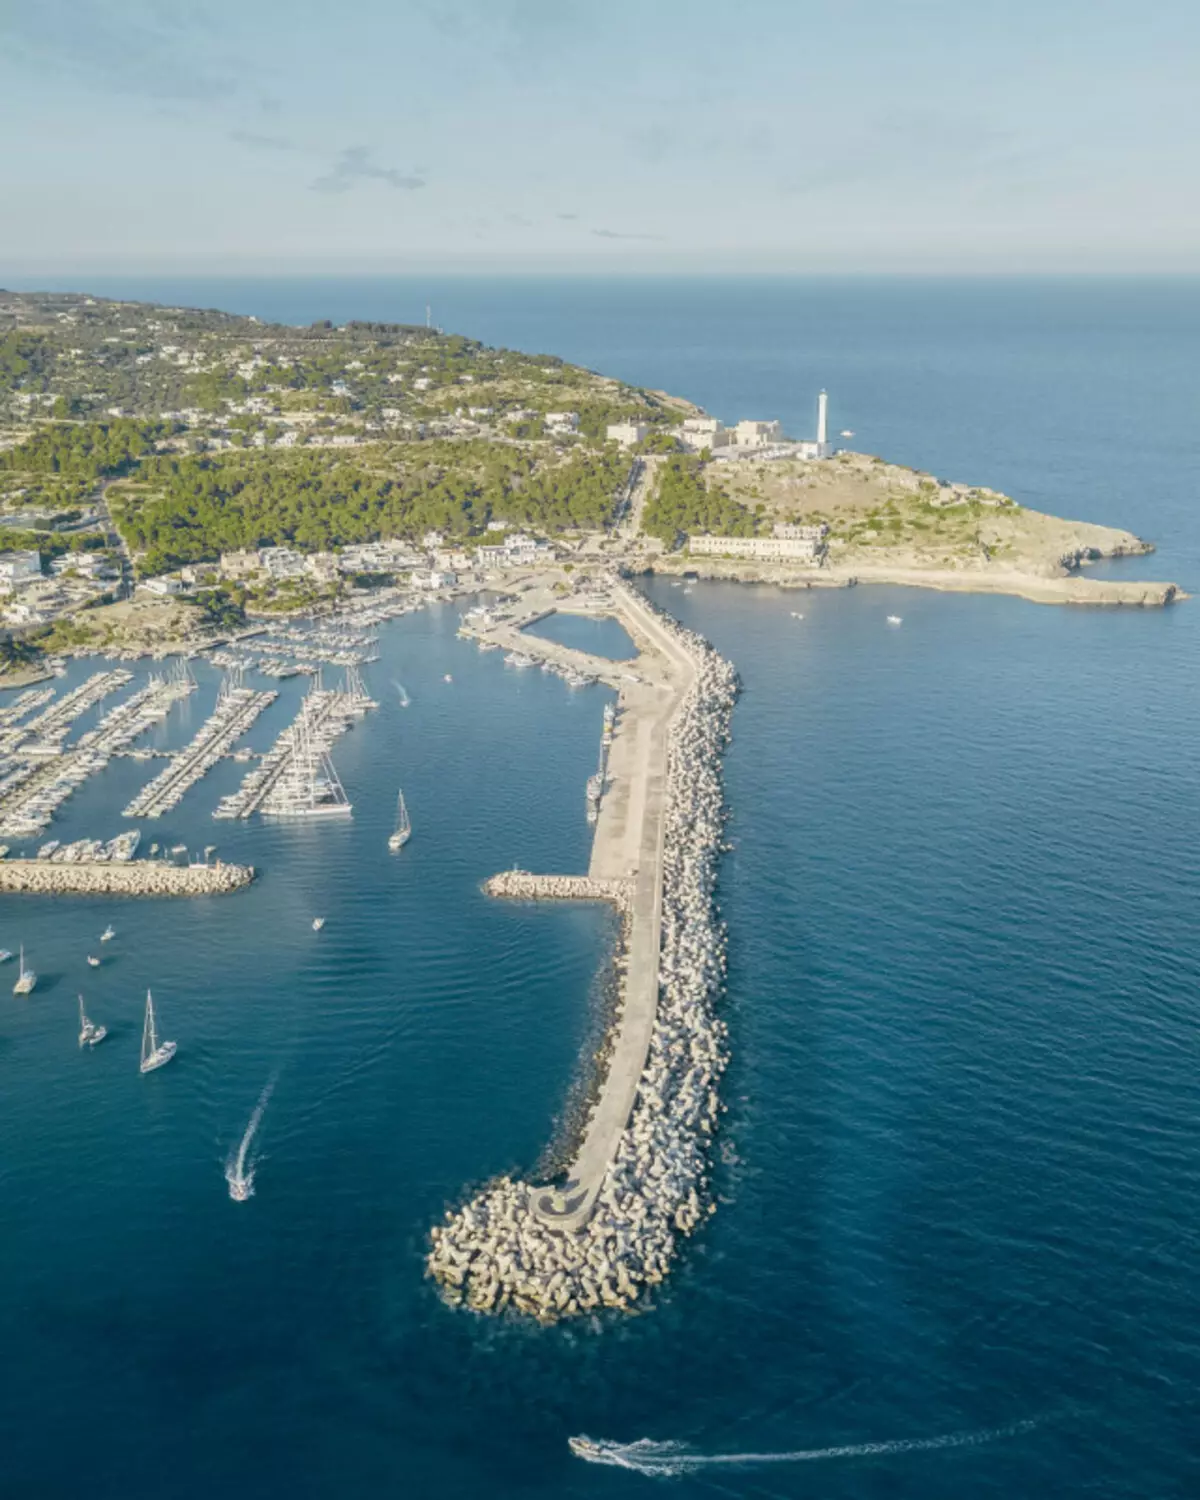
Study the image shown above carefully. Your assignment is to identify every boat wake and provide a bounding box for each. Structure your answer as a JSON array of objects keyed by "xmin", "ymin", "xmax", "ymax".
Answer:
[
  {"xmin": 568, "ymin": 1415, "xmax": 1045, "ymax": 1476},
  {"xmin": 392, "ymin": 680, "xmax": 411, "ymax": 708},
  {"xmin": 226, "ymin": 1073, "xmax": 278, "ymax": 1201}
]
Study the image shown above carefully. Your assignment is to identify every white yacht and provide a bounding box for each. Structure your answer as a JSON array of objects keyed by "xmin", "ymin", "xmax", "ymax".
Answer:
[
  {"xmin": 139, "ymin": 990, "xmax": 177, "ymax": 1073},
  {"xmin": 312, "ymin": 916, "xmax": 325, "ymax": 931},
  {"xmin": 388, "ymin": 789, "xmax": 412, "ymax": 852},
  {"xmin": 78, "ymin": 994, "xmax": 107, "ymax": 1047},
  {"xmin": 887, "ymin": 615, "xmax": 903, "ymax": 627},
  {"xmin": 100, "ymin": 925, "xmax": 116, "ymax": 943},
  {"xmin": 13, "ymin": 946, "xmax": 36, "ymax": 995}
]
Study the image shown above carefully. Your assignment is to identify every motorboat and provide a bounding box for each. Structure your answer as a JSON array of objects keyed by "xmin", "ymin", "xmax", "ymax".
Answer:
[
  {"xmin": 100, "ymin": 925, "xmax": 116, "ymax": 942},
  {"xmin": 312, "ymin": 917, "xmax": 325, "ymax": 931},
  {"xmin": 887, "ymin": 615, "xmax": 903, "ymax": 627},
  {"xmin": 87, "ymin": 955, "xmax": 101, "ymax": 968},
  {"xmin": 0, "ymin": 949, "xmax": 12, "ymax": 963}
]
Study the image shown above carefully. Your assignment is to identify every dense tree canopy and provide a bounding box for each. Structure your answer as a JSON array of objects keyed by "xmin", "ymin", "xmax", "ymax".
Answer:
[
  {"xmin": 642, "ymin": 457, "xmax": 758, "ymax": 545},
  {"xmin": 112, "ymin": 443, "xmax": 629, "ymax": 572}
]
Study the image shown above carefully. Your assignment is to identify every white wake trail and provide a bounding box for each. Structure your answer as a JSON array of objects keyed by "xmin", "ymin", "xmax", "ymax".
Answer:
[
  {"xmin": 392, "ymin": 680, "xmax": 411, "ymax": 707},
  {"xmin": 569, "ymin": 1415, "xmax": 1045, "ymax": 1476},
  {"xmin": 226, "ymin": 1073, "xmax": 278, "ymax": 1200}
]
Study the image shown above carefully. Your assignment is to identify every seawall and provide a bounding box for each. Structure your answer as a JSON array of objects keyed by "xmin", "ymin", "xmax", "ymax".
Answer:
[
  {"xmin": 428, "ymin": 583, "xmax": 737, "ymax": 1320},
  {"xmin": 0, "ymin": 859, "xmax": 255, "ymax": 897}
]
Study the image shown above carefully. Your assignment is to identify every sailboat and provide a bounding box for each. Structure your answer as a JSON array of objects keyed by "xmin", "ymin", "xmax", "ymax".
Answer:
[
  {"xmin": 78, "ymin": 994, "xmax": 107, "ymax": 1047},
  {"xmin": 388, "ymin": 789, "xmax": 412, "ymax": 851},
  {"xmin": 13, "ymin": 945, "xmax": 36, "ymax": 995},
  {"xmin": 139, "ymin": 990, "xmax": 177, "ymax": 1073}
]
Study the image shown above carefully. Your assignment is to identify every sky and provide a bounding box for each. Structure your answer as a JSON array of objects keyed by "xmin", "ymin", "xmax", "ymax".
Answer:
[{"xmin": 1, "ymin": 0, "xmax": 1198, "ymax": 274}]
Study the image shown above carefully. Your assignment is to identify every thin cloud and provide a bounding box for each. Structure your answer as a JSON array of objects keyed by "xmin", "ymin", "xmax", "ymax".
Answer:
[
  {"xmin": 592, "ymin": 228, "xmax": 665, "ymax": 241},
  {"xmin": 310, "ymin": 147, "xmax": 426, "ymax": 195},
  {"xmin": 556, "ymin": 212, "xmax": 579, "ymax": 221},
  {"xmin": 0, "ymin": 0, "xmax": 240, "ymax": 103},
  {"xmin": 229, "ymin": 130, "xmax": 300, "ymax": 153}
]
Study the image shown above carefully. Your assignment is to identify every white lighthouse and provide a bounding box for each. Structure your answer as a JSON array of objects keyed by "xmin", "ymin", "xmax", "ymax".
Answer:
[{"xmin": 817, "ymin": 389, "xmax": 830, "ymax": 456}]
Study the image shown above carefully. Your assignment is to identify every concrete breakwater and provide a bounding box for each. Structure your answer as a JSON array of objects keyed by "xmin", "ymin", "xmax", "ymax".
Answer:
[
  {"xmin": 484, "ymin": 871, "xmax": 633, "ymax": 909},
  {"xmin": 0, "ymin": 858, "xmax": 254, "ymax": 897},
  {"xmin": 428, "ymin": 603, "xmax": 738, "ymax": 1320}
]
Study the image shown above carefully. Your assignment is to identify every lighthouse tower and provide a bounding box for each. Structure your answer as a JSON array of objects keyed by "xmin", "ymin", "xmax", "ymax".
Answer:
[{"xmin": 816, "ymin": 389, "xmax": 830, "ymax": 457}]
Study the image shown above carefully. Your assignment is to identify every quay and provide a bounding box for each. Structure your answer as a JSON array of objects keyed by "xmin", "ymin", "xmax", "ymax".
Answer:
[
  {"xmin": 429, "ymin": 576, "xmax": 738, "ymax": 1319},
  {"xmin": 0, "ymin": 857, "xmax": 254, "ymax": 897}
]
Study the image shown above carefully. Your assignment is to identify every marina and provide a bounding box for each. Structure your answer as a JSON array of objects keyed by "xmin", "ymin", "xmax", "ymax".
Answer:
[
  {"xmin": 0, "ymin": 666, "xmax": 196, "ymax": 840},
  {"xmin": 213, "ymin": 671, "xmax": 375, "ymax": 821},
  {"xmin": 122, "ymin": 672, "xmax": 278, "ymax": 819}
]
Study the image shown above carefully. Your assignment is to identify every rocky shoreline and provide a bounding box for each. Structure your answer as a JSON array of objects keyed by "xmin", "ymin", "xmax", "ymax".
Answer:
[
  {"xmin": 483, "ymin": 871, "xmax": 634, "ymax": 909},
  {"xmin": 428, "ymin": 606, "xmax": 738, "ymax": 1320},
  {"xmin": 0, "ymin": 858, "xmax": 255, "ymax": 897}
]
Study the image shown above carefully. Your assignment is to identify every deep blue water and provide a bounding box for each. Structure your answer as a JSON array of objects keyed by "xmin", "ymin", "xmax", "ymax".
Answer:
[{"xmin": 3, "ymin": 277, "xmax": 1200, "ymax": 1499}]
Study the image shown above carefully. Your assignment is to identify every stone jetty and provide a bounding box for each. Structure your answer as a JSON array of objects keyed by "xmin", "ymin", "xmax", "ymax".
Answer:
[
  {"xmin": 0, "ymin": 858, "xmax": 254, "ymax": 897},
  {"xmin": 483, "ymin": 871, "xmax": 633, "ymax": 909},
  {"xmin": 428, "ymin": 591, "xmax": 738, "ymax": 1320}
]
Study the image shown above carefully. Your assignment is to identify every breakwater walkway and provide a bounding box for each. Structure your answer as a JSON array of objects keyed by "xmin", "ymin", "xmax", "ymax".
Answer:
[
  {"xmin": 429, "ymin": 579, "xmax": 738, "ymax": 1319},
  {"xmin": 0, "ymin": 858, "xmax": 254, "ymax": 897}
]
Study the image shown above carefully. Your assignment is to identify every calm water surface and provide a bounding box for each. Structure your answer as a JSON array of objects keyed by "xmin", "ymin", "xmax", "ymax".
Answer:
[{"xmin": 3, "ymin": 277, "xmax": 1200, "ymax": 1498}]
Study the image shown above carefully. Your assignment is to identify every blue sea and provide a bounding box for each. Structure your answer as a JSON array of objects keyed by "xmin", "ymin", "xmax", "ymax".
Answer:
[{"xmin": 2, "ymin": 275, "xmax": 1200, "ymax": 1499}]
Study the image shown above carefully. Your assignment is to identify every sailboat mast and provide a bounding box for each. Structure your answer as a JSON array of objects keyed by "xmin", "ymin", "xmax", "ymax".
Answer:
[{"xmin": 143, "ymin": 990, "xmax": 157, "ymax": 1062}]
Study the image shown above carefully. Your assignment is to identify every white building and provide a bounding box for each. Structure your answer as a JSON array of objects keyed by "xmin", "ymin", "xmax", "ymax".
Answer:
[
  {"xmin": 677, "ymin": 416, "xmax": 728, "ymax": 452},
  {"xmin": 606, "ymin": 420, "xmax": 649, "ymax": 447},
  {"xmin": 0, "ymin": 550, "xmax": 42, "ymax": 589},
  {"xmin": 732, "ymin": 419, "xmax": 784, "ymax": 449},
  {"xmin": 688, "ymin": 532, "xmax": 827, "ymax": 565},
  {"xmin": 411, "ymin": 569, "xmax": 456, "ymax": 590},
  {"xmin": 258, "ymin": 546, "xmax": 307, "ymax": 580},
  {"xmin": 544, "ymin": 411, "xmax": 580, "ymax": 435},
  {"xmin": 138, "ymin": 576, "xmax": 183, "ymax": 596}
]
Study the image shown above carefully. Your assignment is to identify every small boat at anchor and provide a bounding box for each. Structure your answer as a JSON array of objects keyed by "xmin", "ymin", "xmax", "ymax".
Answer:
[
  {"xmin": 139, "ymin": 989, "xmax": 177, "ymax": 1073},
  {"xmin": 887, "ymin": 615, "xmax": 903, "ymax": 627},
  {"xmin": 78, "ymin": 994, "xmax": 107, "ymax": 1047},
  {"xmin": 312, "ymin": 917, "xmax": 325, "ymax": 931},
  {"xmin": 87, "ymin": 955, "xmax": 101, "ymax": 968},
  {"xmin": 100, "ymin": 925, "xmax": 115, "ymax": 943},
  {"xmin": 388, "ymin": 789, "xmax": 412, "ymax": 852}
]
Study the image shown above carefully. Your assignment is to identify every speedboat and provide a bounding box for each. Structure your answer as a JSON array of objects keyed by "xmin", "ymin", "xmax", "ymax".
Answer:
[
  {"xmin": 887, "ymin": 615, "xmax": 903, "ymax": 627},
  {"xmin": 227, "ymin": 1173, "xmax": 253, "ymax": 1202},
  {"xmin": 0, "ymin": 949, "xmax": 12, "ymax": 963},
  {"xmin": 100, "ymin": 925, "xmax": 115, "ymax": 942},
  {"xmin": 568, "ymin": 1437, "xmax": 606, "ymax": 1462},
  {"xmin": 312, "ymin": 917, "xmax": 325, "ymax": 931}
]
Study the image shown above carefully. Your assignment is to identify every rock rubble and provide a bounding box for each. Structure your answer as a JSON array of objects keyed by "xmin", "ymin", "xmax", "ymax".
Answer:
[
  {"xmin": 0, "ymin": 858, "xmax": 255, "ymax": 897},
  {"xmin": 428, "ymin": 605, "xmax": 738, "ymax": 1320}
]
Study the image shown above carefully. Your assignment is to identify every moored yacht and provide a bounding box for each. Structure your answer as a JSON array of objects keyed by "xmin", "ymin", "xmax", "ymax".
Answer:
[
  {"xmin": 78, "ymin": 994, "xmax": 107, "ymax": 1047},
  {"xmin": 13, "ymin": 946, "xmax": 36, "ymax": 995},
  {"xmin": 388, "ymin": 789, "xmax": 412, "ymax": 851},
  {"xmin": 139, "ymin": 990, "xmax": 177, "ymax": 1073},
  {"xmin": 87, "ymin": 954, "xmax": 101, "ymax": 967}
]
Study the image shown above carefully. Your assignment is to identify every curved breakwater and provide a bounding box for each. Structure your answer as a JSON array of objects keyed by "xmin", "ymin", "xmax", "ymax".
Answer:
[{"xmin": 428, "ymin": 602, "xmax": 738, "ymax": 1320}]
